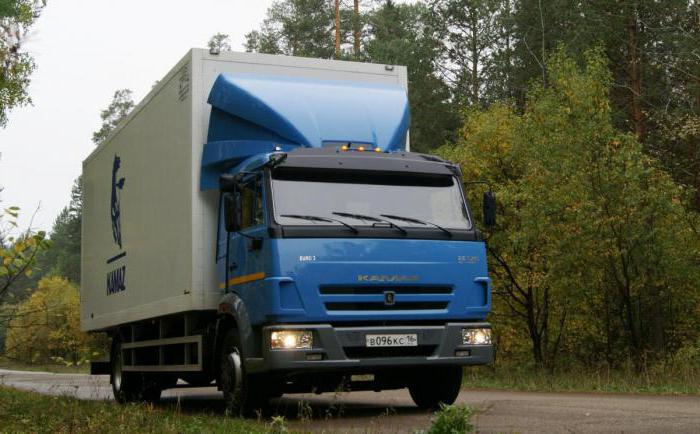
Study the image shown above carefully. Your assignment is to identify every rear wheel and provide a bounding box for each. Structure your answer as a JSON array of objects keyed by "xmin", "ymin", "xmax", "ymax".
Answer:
[
  {"xmin": 408, "ymin": 366, "xmax": 463, "ymax": 410},
  {"xmin": 111, "ymin": 338, "xmax": 162, "ymax": 403},
  {"xmin": 111, "ymin": 338, "xmax": 141, "ymax": 403},
  {"xmin": 219, "ymin": 328, "xmax": 269, "ymax": 416}
]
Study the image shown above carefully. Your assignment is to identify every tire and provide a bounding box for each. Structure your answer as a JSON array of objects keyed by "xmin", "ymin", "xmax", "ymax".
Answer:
[
  {"xmin": 111, "ymin": 338, "xmax": 162, "ymax": 404},
  {"xmin": 408, "ymin": 366, "xmax": 463, "ymax": 410},
  {"xmin": 111, "ymin": 338, "xmax": 141, "ymax": 404},
  {"xmin": 219, "ymin": 328, "xmax": 269, "ymax": 416}
]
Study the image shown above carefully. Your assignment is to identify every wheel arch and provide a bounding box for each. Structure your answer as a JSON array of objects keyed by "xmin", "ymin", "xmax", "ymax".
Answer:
[{"xmin": 214, "ymin": 293, "xmax": 257, "ymax": 380}]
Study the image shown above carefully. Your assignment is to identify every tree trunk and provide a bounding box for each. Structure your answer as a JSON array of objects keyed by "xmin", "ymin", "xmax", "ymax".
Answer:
[
  {"xmin": 335, "ymin": 0, "xmax": 341, "ymax": 59},
  {"xmin": 470, "ymin": 10, "xmax": 479, "ymax": 106},
  {"xmin": 353, "ymin": 0, "xmax": 360, "ymax": 58},
  {"xmin": 627, "ymin": 3, "xmax": 645, "ymax": 142},
  {"xmin": 525, "ymin": 288, "xmax": 544, "ymax": 367}
]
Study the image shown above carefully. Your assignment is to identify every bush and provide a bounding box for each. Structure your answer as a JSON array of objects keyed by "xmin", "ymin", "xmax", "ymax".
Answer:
[
  {"xmin": 425, "ymin": 404, "xmax": 474, "ymax": 434},
  {"xmin": 4, "ymin": 276, "xmax": 106, "ymax": 365}
]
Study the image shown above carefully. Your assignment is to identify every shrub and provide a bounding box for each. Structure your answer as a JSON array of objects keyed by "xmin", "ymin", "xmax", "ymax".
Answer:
[{"xmin": 425, "ymin": 404, "xmax": 474, "ymax": 434}]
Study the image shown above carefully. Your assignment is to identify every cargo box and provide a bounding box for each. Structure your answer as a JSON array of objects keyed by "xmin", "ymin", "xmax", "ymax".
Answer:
[{"xmin": 80, "ymin": 49, "xmax": 408, "ymax": 331}]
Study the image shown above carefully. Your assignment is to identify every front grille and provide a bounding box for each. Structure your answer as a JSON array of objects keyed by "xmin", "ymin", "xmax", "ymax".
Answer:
[
  {"xmin": 344, "ymin": 345, "xmax": 437, "ymax": 359},
  {"xmin": 320, "ymin": 286, "xmax": 452, "ymax": 295},
  {"xmin": 325, "ymin": 301, "xmax": 448, "ymax": 311},
  {"xmin": 321, "ymin": 285, "xmax": 453, "ymax": 312}
]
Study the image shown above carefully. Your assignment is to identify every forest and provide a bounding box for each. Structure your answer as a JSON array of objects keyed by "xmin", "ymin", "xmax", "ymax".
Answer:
[{"xmin": 1, "ymin": 0, "xmax": 699, "ymax": 382}]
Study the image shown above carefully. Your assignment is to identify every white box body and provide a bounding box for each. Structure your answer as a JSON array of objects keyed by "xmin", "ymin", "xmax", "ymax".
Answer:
[{"xmin": 81, "ymin": 49, "xmax": 408, "ymax": 332}]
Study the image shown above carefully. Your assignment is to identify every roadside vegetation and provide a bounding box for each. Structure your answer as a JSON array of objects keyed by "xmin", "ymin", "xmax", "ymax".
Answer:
[
  {"xmin": 0, "ymin": 386, "xmax": 266, "ymax": 434},
  {"xmin": 463, "ymin": 365, "xmax": 700, "ymax": 395},
  {"xmin": 0, "ymin": 385, "xmax": 474, "ymax": 433}
]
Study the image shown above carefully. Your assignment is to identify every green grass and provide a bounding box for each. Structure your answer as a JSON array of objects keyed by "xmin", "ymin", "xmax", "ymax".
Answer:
[
  {"xmin": 0, "ymin": 357, "xmax": 90, "ymax": 374},
  {"xmin": 0, "ymin": 386, "xmax": 269, "ymax": 433},
  {"xmin": 462, "ymin": 365, "xmax": 700, "ymax": 395}
]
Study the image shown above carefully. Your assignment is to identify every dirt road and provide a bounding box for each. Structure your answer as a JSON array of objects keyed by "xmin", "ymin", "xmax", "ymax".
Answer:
[{"xmin": 1, "ymin": 368, "xmax": 699, "ymax": 433}]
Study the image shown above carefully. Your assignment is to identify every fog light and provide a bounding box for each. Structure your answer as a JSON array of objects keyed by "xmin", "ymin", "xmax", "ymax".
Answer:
[
  {"xmin": 306, "ymin": 353, "xmax": 323, "ymax": 361},
  {"xmin": 271, "ymin": 330, "xmax": 313, "ymax": 350},
  {"xmin": 461, "ymin": 328, "xmax": 491, "ymax": 345}
]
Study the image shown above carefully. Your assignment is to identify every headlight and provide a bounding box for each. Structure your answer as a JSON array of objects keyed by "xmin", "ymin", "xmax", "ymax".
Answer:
[
  {"xmin": 461, "ymin": 328, "xmax": 491, "ymax": 345},
  {"xmin": 270, "ymin": 330, "xmax": 313, "ymax": 350}
]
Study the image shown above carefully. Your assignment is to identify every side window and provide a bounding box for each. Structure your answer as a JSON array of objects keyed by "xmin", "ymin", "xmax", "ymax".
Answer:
[{"xmin": 238, "ymin": 177, "xmax": 264, "ymax": 231}]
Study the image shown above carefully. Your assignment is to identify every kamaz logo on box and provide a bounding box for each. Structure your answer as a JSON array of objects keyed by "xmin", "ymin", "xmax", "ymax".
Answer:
[
  {"xmin": 107, "ymin": 265, "xmax": 126, "ymax": 295},
  {"xmin": 106, "ymin": 154, "xmax": 127, "ymax": 295}
]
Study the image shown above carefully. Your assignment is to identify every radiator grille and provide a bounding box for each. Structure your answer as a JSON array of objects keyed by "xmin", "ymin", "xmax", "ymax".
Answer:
[{"xmin": 321, "ymin": 285, "xmax": 452, "ymax": 312}]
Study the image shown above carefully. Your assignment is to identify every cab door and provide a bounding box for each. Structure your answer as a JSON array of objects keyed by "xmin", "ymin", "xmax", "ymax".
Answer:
[{"xmin": 222, "ymin": 173, "xmax": 267, "ymax": 295}]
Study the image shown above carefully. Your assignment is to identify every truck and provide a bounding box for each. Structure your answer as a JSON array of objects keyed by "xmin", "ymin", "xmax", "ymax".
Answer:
[{"xmin": 81, "ymin": 48, "xmax": 495, "ymax": 415}]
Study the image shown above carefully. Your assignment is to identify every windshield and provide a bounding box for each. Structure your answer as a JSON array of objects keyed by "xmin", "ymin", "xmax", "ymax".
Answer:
[{"xmin": 271, "ymin": 169, "xmax": 471, "ymax": 230}]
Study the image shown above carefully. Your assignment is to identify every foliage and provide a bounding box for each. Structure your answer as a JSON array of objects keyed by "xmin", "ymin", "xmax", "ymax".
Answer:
[
  {"xmin": 438, "ymin": 48, "xmax": 700, "ymax": 370},
  {"xmin": 0, "ymin": 386, "xmax": 266, "ymax": 433},
  {"xmin": 266, "ymin": 415, "xmax": 288, "ymax": 434},
  {"xmin": 245, "ymin": 0, "xmax": 336, "ymax": 58},
  {"xmin": 91, "ymin": 89, "xmax": 135, "ymax": 145},
  {"xmin": 423, "ymin": 404, "xmax": 474, "ymax": 434},
  {"xmin": 4, "ymin": 276, "xmax": 106, "ymax": 365},
  {"xmin": 429, "ymin": 0, "xmax": 503, "ymax": 107},
  {"xmin": 462, "ymin": 363, "xmax": 700, "ymax": 395},
  {"xmin": 0, "ymin": 203, "xmax": 49, "ymax": 302},
  {"xmin": 364, "ymin": 1, "xmax": 458, "ymax": 152},
  {"xmin": 41, "ymin": 177, "xmax": 82, "ymax": 284},
  {"xmin": 0, "ymin": 0, "xmax": 45, "ymax": 127},
  {"xmin": 208, "ymin": 32, "xmax": 231, "ymax": 52}
]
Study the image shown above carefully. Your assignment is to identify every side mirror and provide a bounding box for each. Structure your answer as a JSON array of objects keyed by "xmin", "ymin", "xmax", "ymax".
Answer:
[
  {"xmin": 224, "ymin": 193, "xmax": 241, "ymax": 232},
  {"xmin": 483, "ymin": 190, "xmax": 496, "ymax": 227}
]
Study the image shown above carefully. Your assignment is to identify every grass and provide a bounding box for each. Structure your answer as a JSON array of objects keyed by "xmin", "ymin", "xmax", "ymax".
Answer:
[
  {"xmin": 0, "ymin": 357, "xmax": 90, "ymax": 374},
  {"xmin": 0, "ymin": 385, "xmax": 269, "ymax": 434},
  {"xmin": 462, "ymin": 365, "xmax": 700, "ymax": 395}
]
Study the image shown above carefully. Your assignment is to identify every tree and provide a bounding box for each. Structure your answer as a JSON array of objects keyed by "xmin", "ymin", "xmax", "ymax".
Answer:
[
  {"xmin": 4, "ymin": 276, "xmax": 104, "ymax": 365},
  {"xmin": 439, "ymin": 48, "xmax": 700, "ymax": 370},
  {"xmin": 503, "ymin": 0, "xmax": 700, "ymax": 208},
  {"xmin": 245, "ymin": 0, "xmax": 336, "ymax": 58},
  {"xmin": 364, "ymin": 1, "xmax": 458, "ymax": 152},
  {"xmin": 430, "ymin": 0, "xmax": 502, "ymax": 107},
  {"xmin": 91, "ymin": 89, "xmax": 134, "ymax": 145},
  {"xmin": 207, "ymin": 32, "xmax": 231, "ymax": 52},
  {"xmin": 0, "ymin": 200, "xmax": 49, "ymax": 303},
  {"xmin": 0, "ymin": 0, "xmax": 45, "ymax": 127},
  {"xmin": 41, "ymin": 178, "xmax": 81, "ymax": 284}
]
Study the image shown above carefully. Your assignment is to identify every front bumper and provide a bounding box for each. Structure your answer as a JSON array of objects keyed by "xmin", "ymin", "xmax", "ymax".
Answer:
[{"xmin": 247, "ymin": 322, "xmax": 493, "ymax": 373}]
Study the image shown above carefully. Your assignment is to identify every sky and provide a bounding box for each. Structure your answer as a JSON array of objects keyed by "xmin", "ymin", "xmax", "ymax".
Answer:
[{"xmin": 0, "ymin": 0, "xmax": 273, "ymax": 231}]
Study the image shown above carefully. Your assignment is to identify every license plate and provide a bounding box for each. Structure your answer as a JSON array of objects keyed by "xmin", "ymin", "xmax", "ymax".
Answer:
[{"xmin": 365, "ymin": 334, "xmax": 418, "ymax": 347}]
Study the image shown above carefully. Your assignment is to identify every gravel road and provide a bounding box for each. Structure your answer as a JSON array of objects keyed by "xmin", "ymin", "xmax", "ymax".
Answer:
[{"xmin": 1, "ymin": 368, "xmax": 699, "ymax": 433}]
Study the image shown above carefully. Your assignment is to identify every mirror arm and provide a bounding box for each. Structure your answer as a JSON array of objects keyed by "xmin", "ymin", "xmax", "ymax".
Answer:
[{"xmin": 463, "ymin": 180, "xmax": 494, "ymax": 191}]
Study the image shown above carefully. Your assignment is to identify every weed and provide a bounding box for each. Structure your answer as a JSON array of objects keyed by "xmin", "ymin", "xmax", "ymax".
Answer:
[
  {"xmin": 266, "ymin": 415, "xmax": 288, "ymax": 434},
  {"xmin": 297, "ymin": 399, "xmax": 313, "ymax": 422},
  {"xmin": 422, "ymin": 404, "xmax": 474, "ymax": 434},
  {"xmin": 0, "ymin": 385, "xmax": 265, "ymax": 433}
]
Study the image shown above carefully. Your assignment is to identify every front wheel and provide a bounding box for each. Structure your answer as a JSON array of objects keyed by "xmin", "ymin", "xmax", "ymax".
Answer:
[
  {"xmin": 219, "ymin": 328, "xmax": 269, "ymax": 416},
  {"xmin": 408, "ymin": 366, "xmax": 463, "ymax": 410}
]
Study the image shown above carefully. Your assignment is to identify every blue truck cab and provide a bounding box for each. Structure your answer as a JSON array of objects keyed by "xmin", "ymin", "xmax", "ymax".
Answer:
[{"xmin": 201, "ymin": 73, "xmax": 494, "ymax": 413}]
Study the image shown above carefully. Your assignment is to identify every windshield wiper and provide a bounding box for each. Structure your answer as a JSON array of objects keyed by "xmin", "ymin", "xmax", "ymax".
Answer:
[
  {"xmin": 380, "ymin": 214, "xmax": 453, "ymax": 238},
  {"xmin": 332, "ymin": 211, "xmax": 407, "ymax": 235},
  {"xmin": 280, "ymin": 214, "xmax": 359, "ymax": 234}
]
